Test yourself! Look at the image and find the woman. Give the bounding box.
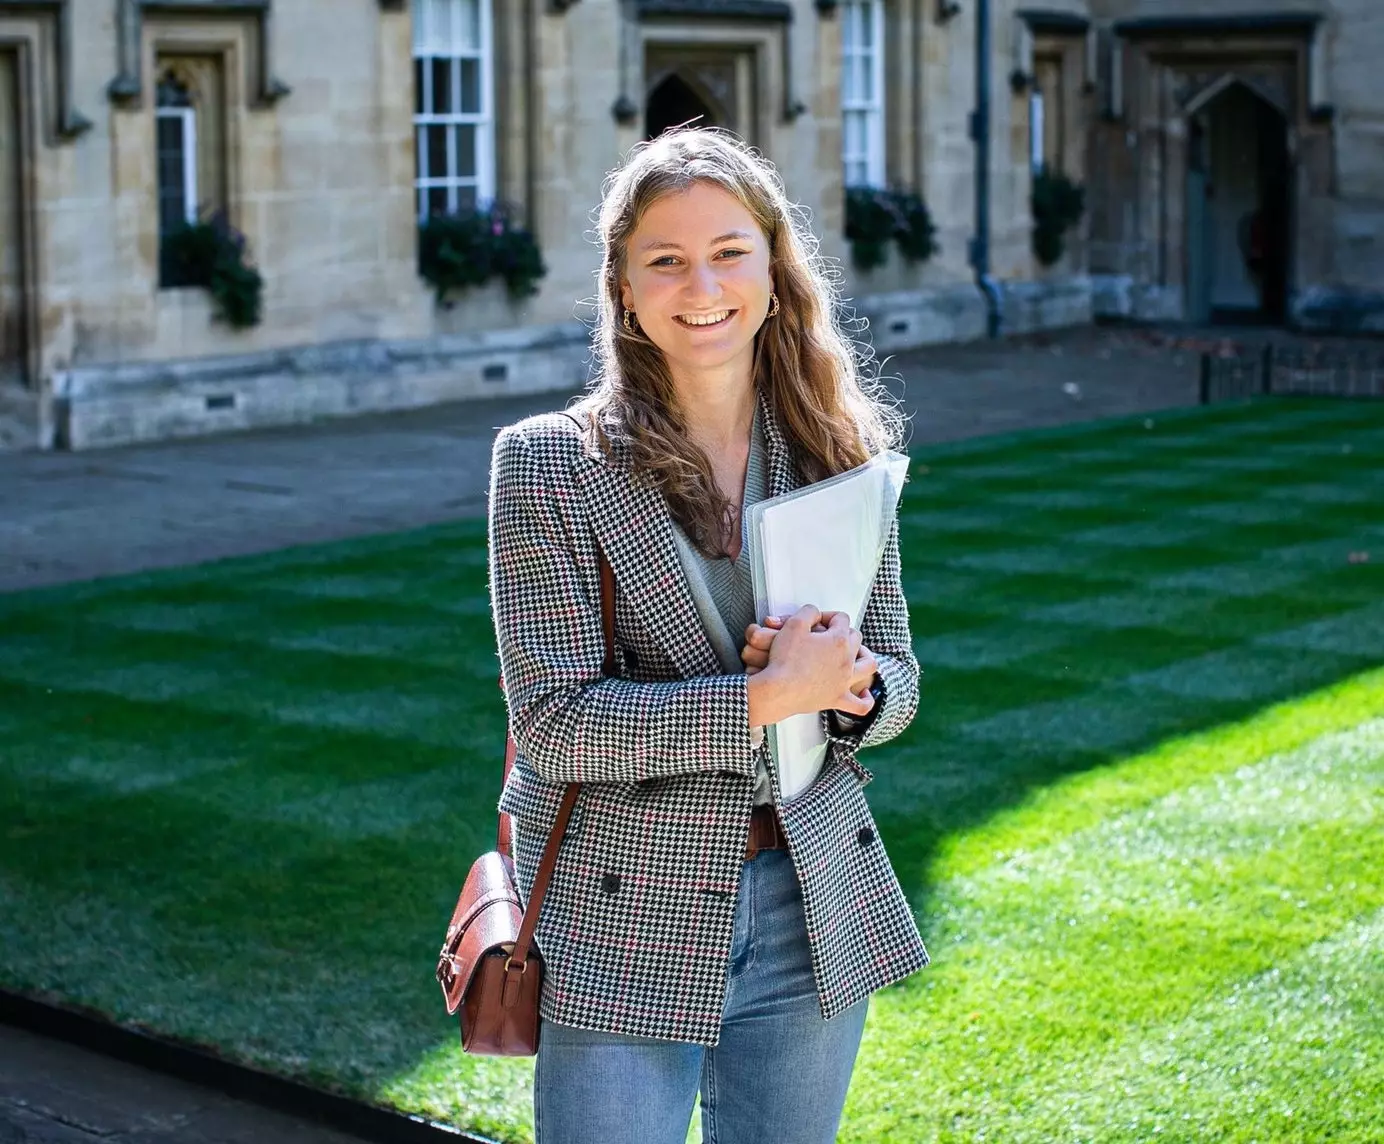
[487,128,927,1144]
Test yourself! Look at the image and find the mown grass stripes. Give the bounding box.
[1,396,1382,1142]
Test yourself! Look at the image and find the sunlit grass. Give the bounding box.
[1,396,1382,1142]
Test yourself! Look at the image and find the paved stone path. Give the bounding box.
[0,1024,374,1144]
[0,324,1209,1141]
[0,326,1202,594]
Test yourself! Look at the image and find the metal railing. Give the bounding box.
[1200,344,1384,404]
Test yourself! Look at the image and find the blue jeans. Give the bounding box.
[533,848,870,1144]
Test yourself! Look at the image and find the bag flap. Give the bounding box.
[437,851,526,1015]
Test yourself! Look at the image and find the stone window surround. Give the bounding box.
[108,0,289,108]
[120,19,250,296]
[0,0,89,139]
[1011,9,1094,97]
[1023,32,1089,183]
[616,1,808,134]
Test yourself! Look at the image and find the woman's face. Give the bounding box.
[620,181,773,387]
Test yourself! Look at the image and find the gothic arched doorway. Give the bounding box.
[1185,77,1291,325]
[645,71,717,139]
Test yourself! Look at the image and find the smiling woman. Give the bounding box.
[484,127,923,1144]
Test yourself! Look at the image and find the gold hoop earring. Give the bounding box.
[767,292,780,318]
[622,308,638,334]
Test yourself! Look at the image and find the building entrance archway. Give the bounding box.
[645,71,718,138]
[1185,77,1292,325]
[643,46,757,144]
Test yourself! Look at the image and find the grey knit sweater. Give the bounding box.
[668,404,775,804]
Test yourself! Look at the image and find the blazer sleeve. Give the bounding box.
[818,512,920,768]
[487,420,761,786]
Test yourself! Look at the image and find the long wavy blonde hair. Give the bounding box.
[577,127,904,558]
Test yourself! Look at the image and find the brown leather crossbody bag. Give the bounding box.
[434,548,615,1055]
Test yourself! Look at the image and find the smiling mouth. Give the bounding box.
[674,309,736,329]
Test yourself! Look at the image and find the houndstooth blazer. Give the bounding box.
[487,387,928,1047]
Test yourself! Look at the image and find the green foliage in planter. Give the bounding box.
[844,187,939,272]
[159,212,264,329]
[1031,166,1086,267]
[892,189,939,265]
[418,205,547,303]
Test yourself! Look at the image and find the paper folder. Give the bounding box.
[748,450,911,802]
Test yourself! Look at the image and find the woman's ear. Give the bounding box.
[620,282,633,311]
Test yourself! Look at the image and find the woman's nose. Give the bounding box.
[683,262,721,303]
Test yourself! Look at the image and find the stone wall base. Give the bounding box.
[0,383,46,452]
[1291,286,1384,335]
[1090,275,1186,323]
[42,275,1095,452]
[53,322,592,451]
[854,275,1092,355]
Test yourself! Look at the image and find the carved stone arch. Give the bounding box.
[645,68,726,138]
[647,64,730,122]
[1182,72,1288,121]
[155,59,199,106]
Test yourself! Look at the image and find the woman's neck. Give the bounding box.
[674,367,757,456]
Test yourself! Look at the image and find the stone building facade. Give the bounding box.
[0,0,1376,451]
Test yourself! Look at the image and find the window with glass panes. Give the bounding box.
[1032,53,1064,173]
[841,0,885,188]
[156,73,197,238]
[413,0,493,219]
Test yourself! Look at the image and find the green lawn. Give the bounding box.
[2,396,1382,1143]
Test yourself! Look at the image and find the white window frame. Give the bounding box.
[413,0,494,220]
[155,103,198,228]
[841,0,886,188]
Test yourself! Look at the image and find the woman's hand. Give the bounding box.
[743,606,877,727]
[744,616,878,696]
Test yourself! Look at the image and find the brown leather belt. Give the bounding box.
[745,803,787,860]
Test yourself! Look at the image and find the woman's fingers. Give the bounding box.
[832,687,876,717]
[741,645,771,670]
[743,622,778,651]
[849,646,879,695]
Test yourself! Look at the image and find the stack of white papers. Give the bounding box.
[749,451,911,801]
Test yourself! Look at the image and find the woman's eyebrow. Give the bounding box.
[639,230,756,252]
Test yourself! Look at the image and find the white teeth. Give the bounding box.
[678,311,731,326]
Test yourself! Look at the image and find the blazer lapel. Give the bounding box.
[568,390,804,682]
[758,387,799,500]
[569,445,722,681]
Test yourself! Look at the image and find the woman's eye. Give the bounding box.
[650,256,680,267]
[717,248,747,259]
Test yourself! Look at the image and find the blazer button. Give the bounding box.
[600,872,622,896]
[857,827,875,847]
